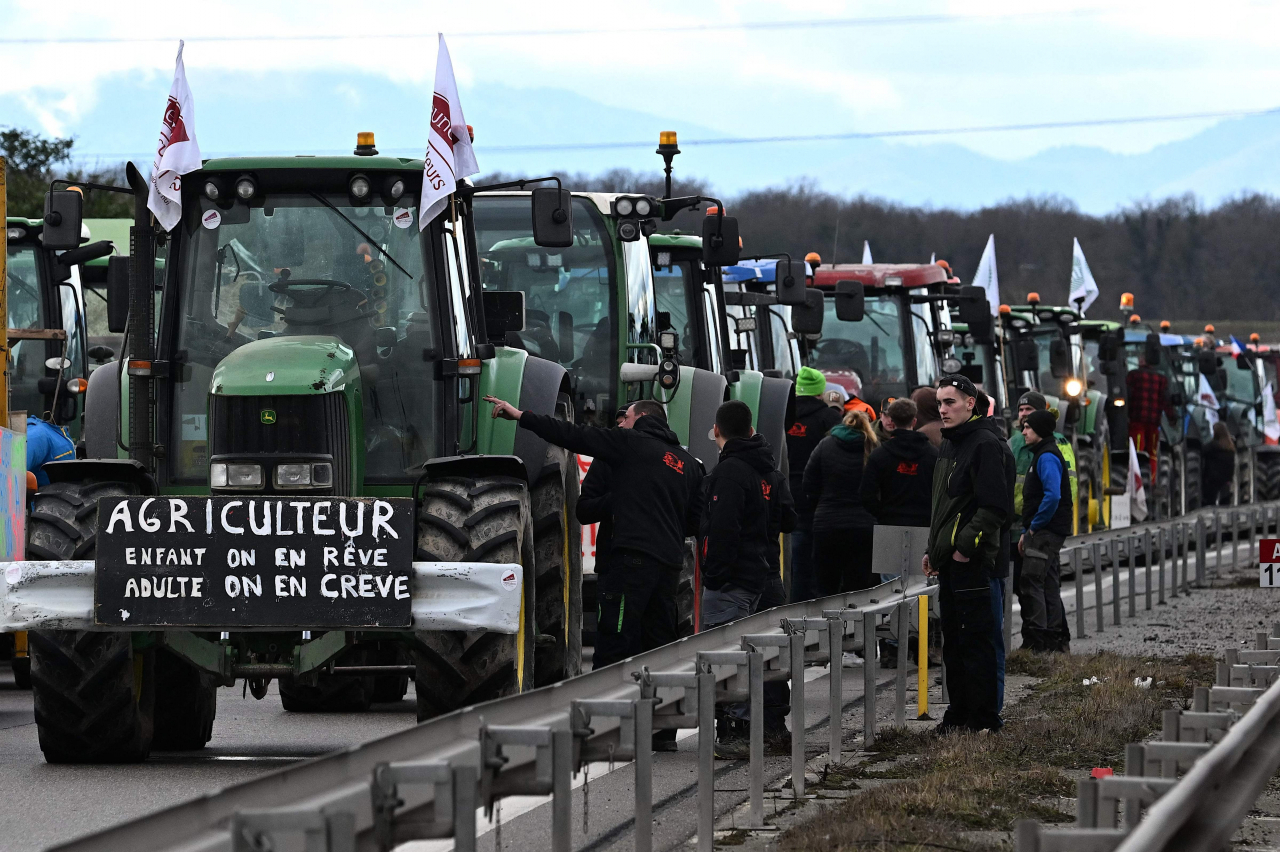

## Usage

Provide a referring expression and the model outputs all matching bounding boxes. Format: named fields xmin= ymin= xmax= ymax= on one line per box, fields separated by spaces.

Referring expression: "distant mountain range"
xmin=5 ymin=69 xmax=1279 ymax=214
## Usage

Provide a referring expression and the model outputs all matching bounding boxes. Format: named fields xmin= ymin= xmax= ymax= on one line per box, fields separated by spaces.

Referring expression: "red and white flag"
xmin=147 ymin=41 xmax=202 ymax=232
xmin=1128 ymin=437 xmax=1148 ymax=523
xmin=420 ymin=34 xmax=479 ymax=230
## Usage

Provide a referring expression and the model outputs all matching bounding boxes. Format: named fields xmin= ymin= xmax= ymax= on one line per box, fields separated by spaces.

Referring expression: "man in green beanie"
xmin=786 ymin=367 xmax=842 ymax=601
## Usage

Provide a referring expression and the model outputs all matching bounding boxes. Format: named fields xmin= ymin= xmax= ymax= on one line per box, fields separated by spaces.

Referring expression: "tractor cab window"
xmin=1030 ymin=327 xmax=1062 ymax=392
xmin=652 ymin=256 xmax=700 ymax=370
xmin=6 ymin=243 xmax=47 ymax=419
xmin=475 ymin=196 xmax=616 ymax=425
xmin=812 ymin=293 xmax=906 ymax=406
xmin=174 ymin=193 xmax=437 ymax=482
xmin=765 ymin=306 xmax=798 ymax=378
xmin=911 ymin=308 xmax=938 ymax=389
xmin=1224 ymin=355 xmax=1259 ymax=405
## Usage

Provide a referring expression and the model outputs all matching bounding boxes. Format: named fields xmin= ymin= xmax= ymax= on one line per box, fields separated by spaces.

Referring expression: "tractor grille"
xmin=209 ymin=392 xmax=352 ymax=494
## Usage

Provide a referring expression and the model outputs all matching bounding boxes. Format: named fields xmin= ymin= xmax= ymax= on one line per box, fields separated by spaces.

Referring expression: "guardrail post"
xmin=826 ymin=613 xmax=845 ymax=763
xmin=1170 ymin=523 xmax=1180 ymax=599
xmin=1128 ymin=533 xmax=1137 ymax=618
xmin=1157 ymin=526 xmax=1167 ymax=606
xmin=697 ymin=661 xmax=715 ymax=852
xmin=895 ymin=600 xmax=909 ymax=728
xmin=862 ymin=611 xmax=877 ymax=748
xmin=1123 ymin=743 xmax=1146 ymax=829
xmin=1093 ymin=541 xmax=1105 ymax=633
xmin=1076 ymin=776 xmax=1099 ymax=827
xmin=789 ymin=621 xmax=807 ymax=797
xmin=635 ymin=696 xmax=654 ymax=852
xmin=1152 ymin=527 xmax=1162 ymax=606
xmin=231 ymin=809 xmax=356 ymax=852
xmin=1233 ymin=509 xmax=1241 ymax=573
xmin=747 ymin=647 xmax=764 ymax=829
xmin=1180 ymin=521 xmax=1191 ymax=596
xmin=1111 ymin=535 xmax=1122 ymax=626
xmin=1196 ymin=515 xmax=1206 ymax=586
xmin=1073 ymin=548 xmax=1086 ymax=640
xmin=1015 ymin=819 xmax=1041 ymax=852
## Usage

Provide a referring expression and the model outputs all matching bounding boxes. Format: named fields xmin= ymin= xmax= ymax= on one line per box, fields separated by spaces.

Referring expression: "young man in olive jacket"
xmin=786 ymin=367 xmax=843 ymax=601
xmin=922 ymin=375 xmax=1013 ymax=734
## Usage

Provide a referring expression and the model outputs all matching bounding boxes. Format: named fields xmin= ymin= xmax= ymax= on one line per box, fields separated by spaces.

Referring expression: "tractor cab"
xmin=5 ymin=216 xmax=102 ymax=437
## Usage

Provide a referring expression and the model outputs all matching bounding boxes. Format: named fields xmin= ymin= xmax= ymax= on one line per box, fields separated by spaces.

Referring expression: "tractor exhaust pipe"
xmin=124 ymin=162 xmax=155 ymax=471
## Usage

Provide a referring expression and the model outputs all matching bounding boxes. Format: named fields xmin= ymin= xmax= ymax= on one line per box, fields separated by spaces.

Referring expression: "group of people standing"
xmin=483 ymin=363 xmax=1076 ymax=746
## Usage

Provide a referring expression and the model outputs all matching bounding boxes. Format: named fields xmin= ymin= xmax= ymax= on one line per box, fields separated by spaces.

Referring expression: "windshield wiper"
xmin=307 ymin=192 xmax=412 ymax=280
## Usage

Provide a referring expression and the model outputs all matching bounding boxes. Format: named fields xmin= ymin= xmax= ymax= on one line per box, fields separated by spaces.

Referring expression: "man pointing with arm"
xmin=485 ymin=395 xmax=704 ymax=678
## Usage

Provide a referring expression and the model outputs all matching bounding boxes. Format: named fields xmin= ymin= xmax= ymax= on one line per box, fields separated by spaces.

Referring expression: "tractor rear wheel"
xmin=1076 ymin=445 xmax=1096 ymax=533
xmin=279 ymin=664 xmax=374 ymax=713
xmin=1257 ymin=453 xmax=1280 ymax=502
xmin=413 ymin=475 xmax=535 ymax=722
xmin=12 ymin=657 xmax=30 ymax=689
xmin=152 ymin=648 xmax=217 ymax=750
xmin=1184 ymin=445 xmax=1203 ymax=511
xmin=677 ymin=540 xmax=696 ymax=637
xmin=531 ymin=423 xmax=583 ymax=687
xmin=26 ymin=479 xmax=158 ymax=763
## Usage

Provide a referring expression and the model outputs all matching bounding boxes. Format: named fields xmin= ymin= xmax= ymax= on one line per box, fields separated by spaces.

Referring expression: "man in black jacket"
xmin=786 ymin=367 xmax=843 ymax=601
xmin=860 ymin=398 xmax=938 ymax=528
xmin=922 ymin=376 xmax=1013 ymax=734
xmin=1017 ymin=410 xmax=1072 ymax=653
xmin=485 ymin=395 xmax=704 ymax=672
xmin=700 ymin=400 xmax=775 ymax=628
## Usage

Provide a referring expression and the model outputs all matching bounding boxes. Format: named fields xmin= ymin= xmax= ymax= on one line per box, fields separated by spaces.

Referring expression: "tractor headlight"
xmin=274 ymin=462 xmax=333 ymax=489
xmin=203 ymin=180 xmax=223 ymax=202
xmin=615 ymin=197 xmax=634 ymax=216
xmin=210 ymin=462 xmax=263 ymax=489
xmin=634 ymin=197 xmax=652 ymax=217
xmin=235 ymin=176 xmax=256 ymax=200
xmin=350 ymin=174 xmax=372 ymax=201
xmin=1065 ymin=378 xmax=1084 ymax=398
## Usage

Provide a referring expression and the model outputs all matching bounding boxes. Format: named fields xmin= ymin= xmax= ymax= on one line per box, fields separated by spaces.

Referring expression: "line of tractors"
xmin=2 ymin=125 xmax=1275 ymax=764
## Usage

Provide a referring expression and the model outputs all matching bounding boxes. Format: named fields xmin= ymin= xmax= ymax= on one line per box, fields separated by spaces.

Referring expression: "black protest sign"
xmin=93 ymin=496 xmax=415 ymax=628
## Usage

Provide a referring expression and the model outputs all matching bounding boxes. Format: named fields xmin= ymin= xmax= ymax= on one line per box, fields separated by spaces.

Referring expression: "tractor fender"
xmin=1255 ymin=444 xmax=1280 ymax=457
xmin=514 ymin=355 xmax=570 ymax=483
xmin=665 ymin=366 xmax=727 ymax=472
xmin=83 ymin=360 xmax=121 ymax=460
xmin=475 ymin=347 xmax=568 ymax=480
xmin=41 ymin=459 xmax=157 ymax=494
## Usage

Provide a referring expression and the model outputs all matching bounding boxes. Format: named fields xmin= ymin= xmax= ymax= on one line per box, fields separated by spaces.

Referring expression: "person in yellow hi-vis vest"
xmin=1008 ymin=392 xmax=1075 ymax=652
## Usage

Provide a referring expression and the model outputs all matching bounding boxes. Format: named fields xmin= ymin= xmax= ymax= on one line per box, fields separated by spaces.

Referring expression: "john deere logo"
xmin=260 ymin=409 xmax=277 ymax=425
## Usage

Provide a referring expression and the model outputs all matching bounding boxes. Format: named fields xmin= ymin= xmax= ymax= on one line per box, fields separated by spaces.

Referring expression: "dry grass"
xmin=780 ymin=650 xmax=1215 ymax=852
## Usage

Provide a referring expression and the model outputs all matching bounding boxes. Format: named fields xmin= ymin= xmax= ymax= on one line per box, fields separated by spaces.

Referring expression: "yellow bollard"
xmin=917 ymin=594 xmax=929 ymax=719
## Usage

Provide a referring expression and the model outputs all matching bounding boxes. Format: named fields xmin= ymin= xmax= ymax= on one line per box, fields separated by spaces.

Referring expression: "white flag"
xmin=420 ymin=34 xmax=479 ymax=230
xmin=862 ymin=240 xmax=873 ymax=264
xmin=147 ymin=41 xmax=202 ymax=232
xmin=1128 ymin=437 xmax=1148 ymax=523
xmin=971 ymin=234 xmax=999 ymax=316
xmin=1068 ymin=237 xmax=1100 ymax=316
xmin=1198 ymin=373 xmax=1220 ymax=429
xmin=1265 ymin=382 xmax=1279 ymax=444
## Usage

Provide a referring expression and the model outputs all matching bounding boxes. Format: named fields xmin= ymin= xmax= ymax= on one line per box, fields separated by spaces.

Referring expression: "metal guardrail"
xmin=54 ymin=576 xmax=934 ymax=852
xmin=52 ymin=502 xmax=1280 ymax=852
xmin=1017 ymin=625 xmax=1280 ymax=851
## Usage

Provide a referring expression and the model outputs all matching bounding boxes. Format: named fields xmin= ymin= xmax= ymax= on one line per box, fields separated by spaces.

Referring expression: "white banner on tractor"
xmin=419 ymin=34 xmax=479 ymax=230
xmin=1068 ymin=237 xmax=1100 ymax=316
xmin=862 ymin=240 xmax=873 ymax=264
xmin=1264 ymin=382 xmax=1280 ymax=444
xmin=971 ymin=234 xmax=1000 ymax=316
xmin=147 ymin=40 xmax=202 ymax=233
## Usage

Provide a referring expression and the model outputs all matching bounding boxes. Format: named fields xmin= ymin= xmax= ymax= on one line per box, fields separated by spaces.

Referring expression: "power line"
xmin=0 ymin=8 xmax=1104 ymax=45
xmin=66 ymin=106 xmax=1280 ymax=161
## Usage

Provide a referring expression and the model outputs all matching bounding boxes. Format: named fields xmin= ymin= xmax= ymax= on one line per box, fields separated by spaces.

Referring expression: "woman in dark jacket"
xmin=803 ymin=409 xmax=880 ymax=595
xmin=1202 ymin=421 xmax=1236 ymax=506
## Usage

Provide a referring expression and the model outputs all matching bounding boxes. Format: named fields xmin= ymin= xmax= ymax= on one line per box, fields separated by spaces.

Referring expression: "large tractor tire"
xmin=1184 ymin=445 xmax=1203 ymax=512
xmin=26 ymin=479 xmax=157 ymax=763
xmin=531 ymin=443 xmax=582 ymax=687
xmin=1257 ymin=453 xmax=1280 ymax=502
xmin=152 ymin=648 xmax=217 ymax=750
xmin=1155 ymin=451 xmax=1173 ymax=520
xmin=677 ymin=540 xmax=696 ymax=638
xmin=414 ymin=475 xmax=535 ymax=722
xmin=1076 ymin=445 xmax=1096 ymax=533
xmin=12 ymin=657 xmax=31 ymax=690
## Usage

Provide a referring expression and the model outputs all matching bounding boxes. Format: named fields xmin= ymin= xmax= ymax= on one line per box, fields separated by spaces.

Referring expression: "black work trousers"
xmin=814 ymin=526 xmax=876 ymax=597
xmin=593 ymin=549 xmax=680 ymax=671
xmin=938 ymin=557 xmax=1002 ymax=732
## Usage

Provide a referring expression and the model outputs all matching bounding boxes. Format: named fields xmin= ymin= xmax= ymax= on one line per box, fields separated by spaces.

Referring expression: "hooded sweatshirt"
xmin=802 ymin=425 xmax=878 ymax=533
xmin=517 ymin=411 xmax=704 ymax=566
xmin=786 ymin=395 xmax=844 ymax=525
xmin=911 ymin=387 xmax=944 ymax=448
xmin=700 ymin=434 xmax=776 ymax=594
xmin=860 ymin=428 xmax=939 ymax=526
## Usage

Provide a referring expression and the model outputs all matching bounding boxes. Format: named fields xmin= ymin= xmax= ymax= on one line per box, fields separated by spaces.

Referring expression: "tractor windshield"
xmin=172 ymin=194 xmax=437 ymax=482
xmin=811 ymin=293 xmax=906 ymax=405
xmin=474 ymin=196 xmax=616 ymax=425
xmin=652 ymin=257 xmax=701 ymax=370
xmin=1224 ymin=356 xmax=1259 ymax=405
xmin=6 ymin=242 xmax=46 ymax=419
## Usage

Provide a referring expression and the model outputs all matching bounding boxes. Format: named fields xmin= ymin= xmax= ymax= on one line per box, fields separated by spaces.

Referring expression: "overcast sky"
xmin=5 ymin=0 xmax=1279 ymax=163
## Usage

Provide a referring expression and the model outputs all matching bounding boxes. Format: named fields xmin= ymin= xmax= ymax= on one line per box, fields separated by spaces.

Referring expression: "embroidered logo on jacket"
xmin=896 ymin=461 xmax=919 ymax=475
xmin=761 ymin=481 xmax=772 ymax=501
xmin=787 ymin=423 xmax=807 ymax=437
xmin=663 ymin=452 xmax=685 ymax=474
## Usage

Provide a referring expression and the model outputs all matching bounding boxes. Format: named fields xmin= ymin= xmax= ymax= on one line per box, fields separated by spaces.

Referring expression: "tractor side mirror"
xmin=775 ymin=258 xmax=806 ymax=305
xmin=1016 ymin=338 xmax=1039 ymax=372
xmin=42 ymin=190 xmax=84 ymax=250
xmin=834 ymin=280 xmax=864 ymax=322
xmin=483 ymin=290 xmax=526 ymax=340
xmin=57 ymin=240 xmax=114 ymax=268
xmin=532 ymin=188 xmax=573 ymax=248
xmin=790 ymin=288 xmax=825 ymax=335
xmin=701 ymin=215 xmax=740 ymax=266
xmin=1049 ymin=337 xmax=1070 ymax=378
xmin=1144 ymin=333 xmax=1162 ymax=368
xmin=106 ymin=256 xmax=130 ymax=334
xmin=957 ymin=286 xmax=993 ymax=341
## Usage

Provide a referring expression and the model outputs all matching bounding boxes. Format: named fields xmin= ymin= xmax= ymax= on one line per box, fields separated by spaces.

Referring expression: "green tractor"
xmin=471 ymin=188 xmax=737 ymax=637
xmin=11 ymin=135 xmax=592 ymax=763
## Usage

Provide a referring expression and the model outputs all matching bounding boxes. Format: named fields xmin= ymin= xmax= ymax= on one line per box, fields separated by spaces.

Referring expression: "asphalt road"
xmin=0 ymin=673 xmax=419 ymax=851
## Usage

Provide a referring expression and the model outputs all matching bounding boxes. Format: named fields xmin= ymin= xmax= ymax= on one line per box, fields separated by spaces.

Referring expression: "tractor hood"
xmin=211 ymin=336 xmax=360 ymax=396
